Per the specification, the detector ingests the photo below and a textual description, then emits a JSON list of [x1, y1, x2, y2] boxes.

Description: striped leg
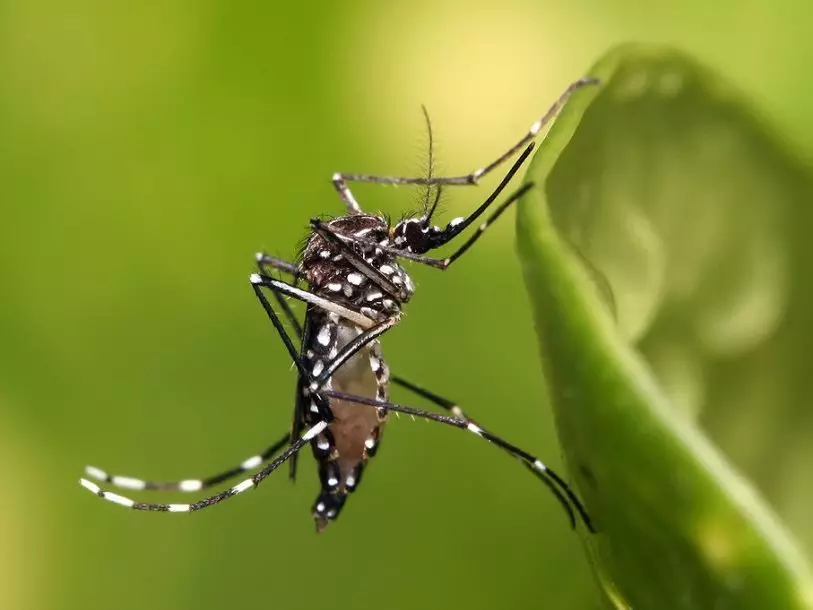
[[255, 253, 301, 280], [78, 422, 327, 512], [83, 432, 290, 494], [248, 252, 579, 524], [251, 273, 375, 332], [254, 254, 307, 480], [254, 254, 388, 332], [248, 285, 497, 437], [320, 389, 595, 532], [255, 253, 305, 337], [312, 141, 536, 275], [329, 77, 598, 213], [388, 377, 578, 528]]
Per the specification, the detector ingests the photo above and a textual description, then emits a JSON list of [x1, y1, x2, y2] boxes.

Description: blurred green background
[[1, 2, 812, 609]]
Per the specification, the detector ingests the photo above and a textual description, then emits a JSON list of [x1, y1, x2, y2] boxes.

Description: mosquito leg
[[249, 255, 311, 480], [251, 273, 375, 330], [390, 375, 576, 528], [320, 389, 595, 532], [250, 274, 349, 420], [251, 275, 315, 382], [83, 432, 290, 493], [392, 377, 466, 418], [254, 253, 379, 336], [254, 253, 305, 337], [79, 422, 328, 512], [255, 253, 302, 279], [428, 182, 534, 269], [253, 252, 389, 339], [332, 173, 365, 215], [330, 78, 598, 192]]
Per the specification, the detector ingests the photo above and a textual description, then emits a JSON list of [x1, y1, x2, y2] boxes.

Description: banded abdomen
[[299, 307, 389, 531]]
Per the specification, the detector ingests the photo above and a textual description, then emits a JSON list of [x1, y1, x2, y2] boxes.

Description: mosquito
[[80, 77, 598, 533]]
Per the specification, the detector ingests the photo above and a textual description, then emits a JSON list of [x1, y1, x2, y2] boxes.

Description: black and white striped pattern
[[82, 432, 290, 494], [319, 390, 593, 531], [79, 422, 327, 513]]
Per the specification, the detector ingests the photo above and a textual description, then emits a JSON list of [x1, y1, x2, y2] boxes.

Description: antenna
[[420, 104, 437, 224]]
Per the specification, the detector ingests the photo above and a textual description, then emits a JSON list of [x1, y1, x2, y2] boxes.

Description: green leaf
[[517, 44, 813, 609]]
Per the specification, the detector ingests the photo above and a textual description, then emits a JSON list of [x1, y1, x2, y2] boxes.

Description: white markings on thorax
[[316, 325, 332, 347]]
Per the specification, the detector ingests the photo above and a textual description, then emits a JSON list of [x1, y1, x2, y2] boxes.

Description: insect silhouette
[[80, 77, 598, 533]]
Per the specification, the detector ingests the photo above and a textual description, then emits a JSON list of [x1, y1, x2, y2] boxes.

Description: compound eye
[[403, 220, 428, 253]]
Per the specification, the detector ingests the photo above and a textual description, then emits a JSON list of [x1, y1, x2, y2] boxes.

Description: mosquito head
[[391, 185, 446, 254], [391, 217, 443, 254]]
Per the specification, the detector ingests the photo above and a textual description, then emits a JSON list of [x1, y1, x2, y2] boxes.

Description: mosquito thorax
[[301, 214, 415, 311]]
